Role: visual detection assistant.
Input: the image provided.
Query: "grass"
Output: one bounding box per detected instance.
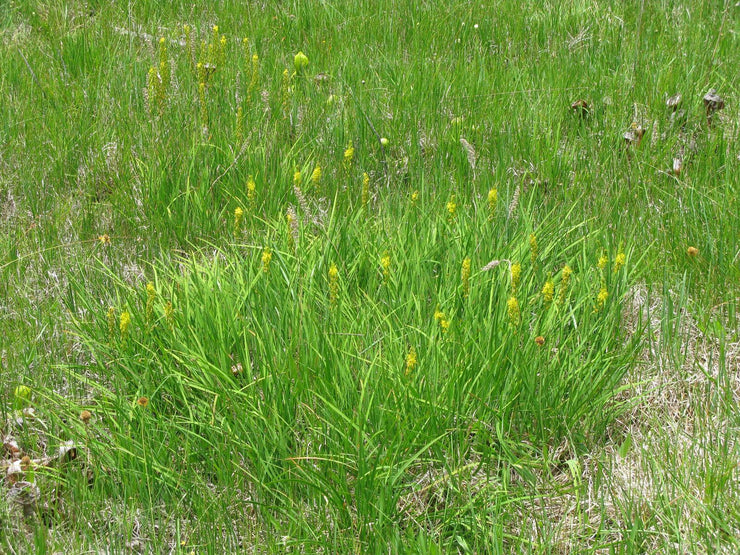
[0,0,738,552]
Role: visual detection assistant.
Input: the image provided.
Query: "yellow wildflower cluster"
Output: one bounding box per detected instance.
[614,246,626,273]
[597,252,608,271]
[234,206,244,237]
[542,276,554,305]
[411,190,419,206]
[487,188,498,220]
[596,286,609,311]
[461,257,471,298]
[328,263,340,306]
[529,234,538,266]
[510,262,521,293]
[507,296,521,327]
[558,265,572,306]
[311,166,322,189]
[405,346,418,376]
[107,307,116,341]
[434,308,450,333]
[446,195,457,223]
[261,247,272,273]
[380,253,391,282]
[145,282,156,325]
[120,311,131,339]
[343,141,355,169]
[246,175,257,211]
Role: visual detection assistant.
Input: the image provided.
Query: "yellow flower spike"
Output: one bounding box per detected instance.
[328,263,340,306]
[261,247,272,273]
[487,188,498,220]
[557,265,572,306]
[380,252,391,282]
[529,234,538,266]
[542,276,554,305]
[614,251,626,273]
[233,206,244,237]
[246,175,257,210]
[446,195,457,223]
[405,346,418,376]
[107,307,116,340]
[249,54,259,93]
[510,263,521,293]
[461,257,471,298]
[120,311,131,340]
[293,170,302,187]
[311,166,322,187]
[596,286,609,312]
[411,190,419,206]
[343,141,355,169]
[507,296,521,327]
[597,252,608,271]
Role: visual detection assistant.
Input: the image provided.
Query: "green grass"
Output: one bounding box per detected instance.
[1,0,738,552]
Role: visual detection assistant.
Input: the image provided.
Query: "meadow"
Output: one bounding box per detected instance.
[0,0,738,552]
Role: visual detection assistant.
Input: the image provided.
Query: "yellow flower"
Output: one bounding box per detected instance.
[507,296,520,327]
[137,396,149,408]
[120,311,131,338]
[510,263,521,293]
[558,265,572,306]
[596,286,608,311]
[234,206,244,237]
[343,141,354,168]
[411,190,419,206]
[446,195,457,222]
[542,277,554,304]
[461,257,471,298]
[293,170,302,187]
[487,188,498,219]
[261,247,272,273]
[534,336,545,346]
[598,252,608,271]
[146,282,156,324]
[311,166,322,187]
[107,307,116,339]
[98,234,111,245]
[380,253,391,281]
[614,251,626,273]
[687,246,699,257]
[328,263,339,306]
[246,175,256,209]
[405,346,417,376]
[529,234,538,265]
[434,308,449,333]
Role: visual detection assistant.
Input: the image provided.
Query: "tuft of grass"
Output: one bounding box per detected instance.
[0,0,737,551]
